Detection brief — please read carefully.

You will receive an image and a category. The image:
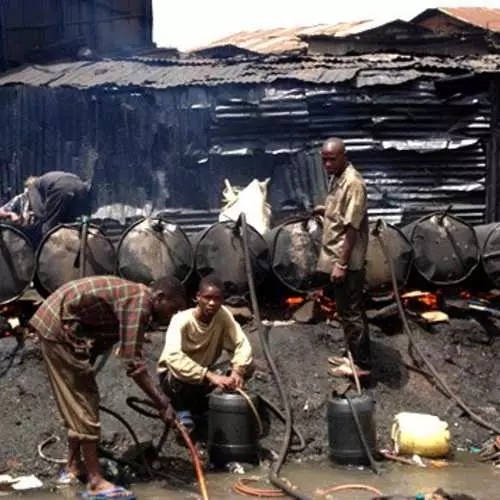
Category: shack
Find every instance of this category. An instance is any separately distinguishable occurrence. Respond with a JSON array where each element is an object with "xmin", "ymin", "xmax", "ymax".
[{"xmin": 0, "ymin": 52, "xmax": 497, "ymax": 232}]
